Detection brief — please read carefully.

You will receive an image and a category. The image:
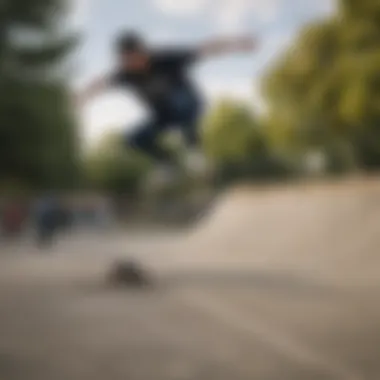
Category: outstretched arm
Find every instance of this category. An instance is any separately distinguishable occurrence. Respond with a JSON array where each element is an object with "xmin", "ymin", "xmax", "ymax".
[{"xmin": 198, "ymin": 36, "xmax": 258, "ymax": 59}]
